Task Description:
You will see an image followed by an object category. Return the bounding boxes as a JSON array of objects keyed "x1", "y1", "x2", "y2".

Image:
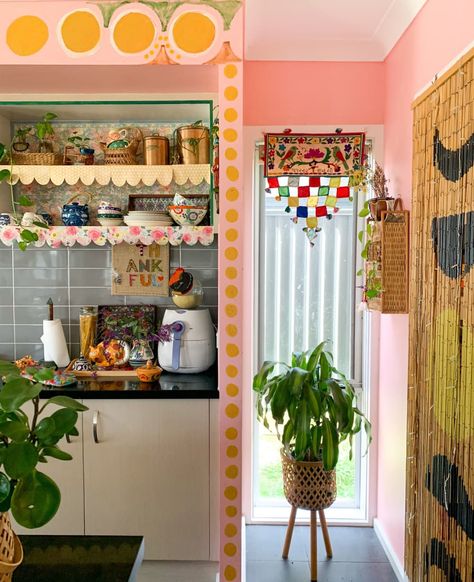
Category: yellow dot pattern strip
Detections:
[
  {"x1": 220, "y1": 61, "x2": 243, "y2": 582},
  {"x1": 113, "y1": 12, "x2": 155, "y2": 54},
  {"x1": 61, "y1": 11, "x2": 100, "y2": 53},
  {"x1": 7, "y1": 16, "x2": 49, "y2": 56}
]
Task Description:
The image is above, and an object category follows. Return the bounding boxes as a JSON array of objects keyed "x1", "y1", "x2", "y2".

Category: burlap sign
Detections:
[{"x1": 112, "y1": 243, "x2": 169, "y2": 296}]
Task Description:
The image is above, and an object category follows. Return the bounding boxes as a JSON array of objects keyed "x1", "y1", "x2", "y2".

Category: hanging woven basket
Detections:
[
  {"x1": 281, "y1": 449, "x2": 337, "y2": 511},
  {"x1": 0, "y1": 513, "x2": 23, "y2": 582}
]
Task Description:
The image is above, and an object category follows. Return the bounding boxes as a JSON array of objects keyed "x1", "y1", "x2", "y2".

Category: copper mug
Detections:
[{"x1": 144, "y1": 135, "x2": 169, "y2": 165}]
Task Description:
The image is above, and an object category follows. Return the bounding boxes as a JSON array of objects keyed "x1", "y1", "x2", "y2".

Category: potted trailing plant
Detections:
[
  {"x1": 67, "y1": 132, "x2": 94, "y2": 156},
  {"x1": 0, "y1": 360, "x2": 87, "y2": 578},
  {"x1": 253, "y1": 342, "x2": 371, "y2": 511},
  {"x1": 0, "y1": 142, "x2": 44, "y2": 250},
  {"x1": 175, "y1": 120, "x2": 210, "y2": 164},
  {"x1": 65, "y1": 131, "x2": 95, "y2": 165}
]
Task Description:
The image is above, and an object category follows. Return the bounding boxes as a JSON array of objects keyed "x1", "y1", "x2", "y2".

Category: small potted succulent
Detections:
[{"x1": 0, "y1": 360, "x2": 87, "y2": 577}]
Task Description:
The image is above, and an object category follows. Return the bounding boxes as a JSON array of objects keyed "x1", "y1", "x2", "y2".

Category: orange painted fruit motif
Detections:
[{"x1": 136, "y1": 360, "x2": 162, "y2": 383}]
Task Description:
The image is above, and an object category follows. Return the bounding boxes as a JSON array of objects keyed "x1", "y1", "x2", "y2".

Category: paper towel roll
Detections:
[{"x1": 41, "y1": 319, "x2": 70, "y2": 368}]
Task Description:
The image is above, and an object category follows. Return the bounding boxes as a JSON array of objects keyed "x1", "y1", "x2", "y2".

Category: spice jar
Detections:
[{"x1": 80, "y1": 306, "x2": 98, "y2": 360}]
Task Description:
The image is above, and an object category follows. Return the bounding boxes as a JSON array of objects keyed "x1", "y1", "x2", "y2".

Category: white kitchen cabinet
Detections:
[
  {"x1": 11, "y1": 404, "x2": 85, "y2": 536},
  {"x1": 82, "y1": 399, "x2": 212, "y2": 560}
]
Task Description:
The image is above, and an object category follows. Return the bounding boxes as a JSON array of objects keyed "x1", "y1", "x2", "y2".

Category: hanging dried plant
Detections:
[{"x1": 370, "y1": 162, "x2": 390, "y2": 199}]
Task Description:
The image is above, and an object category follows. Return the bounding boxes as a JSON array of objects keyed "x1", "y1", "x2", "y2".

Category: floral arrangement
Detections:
[{"x1": 97, "y1": 305, "x2": 156, "y2": 344}]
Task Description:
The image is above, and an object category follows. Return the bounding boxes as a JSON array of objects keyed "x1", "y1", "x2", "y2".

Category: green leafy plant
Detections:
[
  {"x1": 253, "y1": 342, "x2": 371, "y2": 470},
  {"x1": 67, "y1": 131, "x2": 91, "y2": 150},
  {"x1": 35, "y1": 112, "x2": 57, "y2": 141},
  {"x1": 0, "y1": 360, "x2": 88, "y2": 528}
]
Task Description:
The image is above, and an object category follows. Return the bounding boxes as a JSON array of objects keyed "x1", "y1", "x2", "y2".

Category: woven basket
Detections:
[
  {"x1": 100, "y1": 127, "x2": 143, "y2": 165},
  {"x1": 0, "y1": 513, "x2": 23, "y2": 582},
  {"x1": 366, "y1": 198, "x2": 409, "y2": 314},
  {"x1": 12, "y1": 151, "x2": 62, "y2": 166},
  {"x1": 281, "y1": 449, "x2": 337, "y2": 511}
]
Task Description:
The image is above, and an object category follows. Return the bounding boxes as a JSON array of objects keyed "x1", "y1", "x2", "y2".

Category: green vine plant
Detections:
[
  {"x1": 0, "y1": 142, "x2": 46, "y2": 251},
  {"x1": 67, "y1": 132, "x2": 91, "y2": 150}
]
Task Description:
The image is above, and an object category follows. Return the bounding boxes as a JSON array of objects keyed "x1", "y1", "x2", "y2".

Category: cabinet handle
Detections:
[{"x1": 93, "y1": 411, "x2": 100, "y2": 444}]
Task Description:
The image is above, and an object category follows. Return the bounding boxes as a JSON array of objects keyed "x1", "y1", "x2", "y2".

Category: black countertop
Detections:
[{"x1": 38, "y1": 367, "x2": 219, "y2": 399}]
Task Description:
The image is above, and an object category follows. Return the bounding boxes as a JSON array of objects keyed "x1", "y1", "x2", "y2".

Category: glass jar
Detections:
[
  {"x1": 79, "y1": 306, "x2": 98, "y2": 360},
  {"x1": 171, "y1": 277, "x2": 204, "y2": 309}
]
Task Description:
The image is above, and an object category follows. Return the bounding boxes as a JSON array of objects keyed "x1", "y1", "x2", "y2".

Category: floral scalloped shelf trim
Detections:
[{"x1": 0, "y1": 225, "x2": 215, "y2": 247}]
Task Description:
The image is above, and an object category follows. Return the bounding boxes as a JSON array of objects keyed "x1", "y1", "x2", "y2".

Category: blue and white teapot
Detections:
[{"x1": 61, "y1": 193, "x2": 91, "y2": 227}]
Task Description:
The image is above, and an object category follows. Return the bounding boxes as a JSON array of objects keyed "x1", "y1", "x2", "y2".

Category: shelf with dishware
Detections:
[
  {"x1": 0, "y1": 224, "x2": 215, "y2": 247},
  {"x1": 0, "y1": 163, "x2": 211, "y2": 187}
]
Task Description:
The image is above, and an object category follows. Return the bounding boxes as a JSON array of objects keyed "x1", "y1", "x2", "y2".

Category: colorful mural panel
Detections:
[{"x1": 0, "y1": 0, "x2": 243, "y2": 64}]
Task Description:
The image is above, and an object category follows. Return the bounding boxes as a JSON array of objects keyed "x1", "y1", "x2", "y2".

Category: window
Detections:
[{"x1": 252, "y1": 144, "x2": 369, "y2": 522}]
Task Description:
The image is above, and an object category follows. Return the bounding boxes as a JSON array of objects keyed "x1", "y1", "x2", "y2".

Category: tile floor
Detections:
[
  {"x1": 246, "y1": 525, "x2": 398, "y2": 582},
  {"x1": 137, "y1": 525, "x2": 397, "y2": 582}
]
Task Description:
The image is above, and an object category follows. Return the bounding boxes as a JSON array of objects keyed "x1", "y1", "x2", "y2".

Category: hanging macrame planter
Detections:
[{"x1": 264, "y1": 131, "x2": 366, "y2": 245}]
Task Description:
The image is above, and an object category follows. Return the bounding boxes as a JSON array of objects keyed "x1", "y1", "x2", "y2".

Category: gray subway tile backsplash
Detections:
[
  {"x1": 1, "y1": 239, "x2": 218, "y2": 360},
  {"x1": 13, "y1": 250, "x2": 68, "y2": 269},
  {"x1": 14, "y1": 268, "x2": 68, "y2": 288},
  {"x1": 0, "y1": 307, "x2": 13, "y2": 324},
  {"x1": 69, "y1": 250, "x2": 111, "y2": 268},
  {"x1": 70, "y1": 268, "x2": 111, "y2": 288},
  {"x1": 0, "y1": 250, "x2": 12, "y2": 269},
  {"x1": 14, "y1": 306, "x2": 69, "y2": 325},
  {"x1": 0, "y1": 325, "x2": 14, "y2": 343}
]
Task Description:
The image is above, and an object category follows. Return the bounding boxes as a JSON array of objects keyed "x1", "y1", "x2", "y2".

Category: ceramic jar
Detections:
[
  {"x1": 136, "y1": 360, "x2": 162, "y2": 383},
  {"x1": 129, "y1": 339, "x2": 154, "y2": 368},
  {"x1": 62, "y1": 201, "x2": 89, "y2": 227},
  {"x1": 72, "y1": 354, "x2": 92, "y2": 372}
]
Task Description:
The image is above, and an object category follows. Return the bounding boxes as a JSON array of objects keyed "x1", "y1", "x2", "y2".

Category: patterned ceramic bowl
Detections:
[{"x1": 168, "y1": 205, "x2": 207, "y2": 226}]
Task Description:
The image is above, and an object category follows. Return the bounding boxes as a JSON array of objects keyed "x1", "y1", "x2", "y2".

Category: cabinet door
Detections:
[
  {"x1": 83, "y1": 399, "x2": 210, "y2": 560},
  {"x1": 12, "y1": 403, "x2": 85, "y2": 536}
]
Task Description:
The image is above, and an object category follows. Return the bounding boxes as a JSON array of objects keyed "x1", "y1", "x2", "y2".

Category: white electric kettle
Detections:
[{"x1": 158, "y1": 308, "x2": 216, "y2": 374}]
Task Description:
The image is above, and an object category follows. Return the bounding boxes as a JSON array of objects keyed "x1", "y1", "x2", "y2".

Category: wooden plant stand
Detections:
[{"x1": 282, "y1": 506, "x2": 333, "y2": 582}]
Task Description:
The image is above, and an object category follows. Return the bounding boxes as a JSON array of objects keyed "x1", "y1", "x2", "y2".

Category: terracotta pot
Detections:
[{"x1": 368, "y1": 197, "x2": 395, "y2": 221}]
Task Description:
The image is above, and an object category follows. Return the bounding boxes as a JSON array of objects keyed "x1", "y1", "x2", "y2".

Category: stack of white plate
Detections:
[{"x1": 124, "y1": 211, "x2": 173, "y2": 227}]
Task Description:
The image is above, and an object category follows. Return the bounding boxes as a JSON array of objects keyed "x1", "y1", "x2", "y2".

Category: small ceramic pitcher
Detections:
[{"x1": 61, "y1": 193, "x2": 91, "y2": 227}]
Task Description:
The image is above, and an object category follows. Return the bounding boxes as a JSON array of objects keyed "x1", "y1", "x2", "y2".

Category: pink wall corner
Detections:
[
  {"x1": 379, "y1": 0, "x2": 474, "y2": 568},
  {"x1": 244, "y1": 61, "x2": 385, "y2": 126}
]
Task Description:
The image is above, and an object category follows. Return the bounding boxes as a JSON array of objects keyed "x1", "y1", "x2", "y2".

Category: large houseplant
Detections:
[
  {"x1": 253, "y1": 342, "x2": 371, "y2": 510},
  {"x1": 0, "y1": 360, "x2": 87, "y2": 578}
]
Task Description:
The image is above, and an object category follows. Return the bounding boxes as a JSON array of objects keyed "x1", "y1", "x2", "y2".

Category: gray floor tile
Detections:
[
  {"x1": 137, "y1": 560, "x2": 218, "y2": 582},
  {"x1": 314, "y1": 561, "x2": 398, "y2": 582},
  {"x1": 247, "y1": 560, "x2": 310, "y2": 582},
  {"x1": 246, "y1": 525, "x2": 309, "y2": 561}
]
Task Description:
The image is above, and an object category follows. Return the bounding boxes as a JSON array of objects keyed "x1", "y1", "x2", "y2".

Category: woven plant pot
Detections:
[
  {"x1": 281, "y1": 449, "x2": 337, "y2": 511},
  {"x1": 0, "y1": 513, "x2": 23, "y2": 582}
]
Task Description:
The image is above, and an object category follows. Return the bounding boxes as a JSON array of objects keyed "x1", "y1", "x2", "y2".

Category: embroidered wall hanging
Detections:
[
  {"x1": 265, "y1": 175, "x2": 352, "y2": 246},
  {"x1": 112, "y1": 242, "x2": 169, "y2": 296},
  {"x1": 264, "y1": 132, "x2": 365, "y2": 177}
]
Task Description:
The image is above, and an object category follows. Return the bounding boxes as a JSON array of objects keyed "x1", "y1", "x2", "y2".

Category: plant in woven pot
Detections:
[
  {"x1": 253, "y1": 341, "x2": 372, "y2": 511},
  {"x1": 0, "y1": 360, "x2": 88, "y2": 580}
]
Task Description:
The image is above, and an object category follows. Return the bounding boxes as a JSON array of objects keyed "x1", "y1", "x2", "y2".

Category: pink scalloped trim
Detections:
[{"x1": 0, "y1": 226, "x2": 215, "y2": 247}]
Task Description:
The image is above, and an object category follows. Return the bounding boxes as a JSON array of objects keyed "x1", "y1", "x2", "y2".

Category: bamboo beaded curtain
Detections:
[{"x1": 406, "y1": 48, "x2": 474, "y2": 581}]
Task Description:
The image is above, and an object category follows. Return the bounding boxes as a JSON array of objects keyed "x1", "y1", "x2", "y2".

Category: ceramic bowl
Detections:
[
  {"x1": 98, "y1": 218, "x2": 123, "y2": 226},
  {"x1": 136, "y1": 361, "x2": 162, "y2": 383},
  {"x1": 168, "y1": 205, "x2": 207, "y2": 226}
]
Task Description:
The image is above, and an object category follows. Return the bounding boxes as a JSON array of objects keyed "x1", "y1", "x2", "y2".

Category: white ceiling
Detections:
[{"x1": 245, "y1": 0, "x2": 427, "y2": 61}]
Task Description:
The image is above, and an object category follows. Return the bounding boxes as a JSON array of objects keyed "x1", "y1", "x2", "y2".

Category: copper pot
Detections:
[
  {"x1": 144, "y1": 135, "x2": 169, "y2": 165},
  {"x1": 176, "y1": 125, "x2": 210, "y2": 164}
]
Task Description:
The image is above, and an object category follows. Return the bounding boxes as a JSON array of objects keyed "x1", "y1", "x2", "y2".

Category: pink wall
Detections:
[
  {"x1": 379, "y1": 0, "x2": 474, "y2": 567},
  {"x1": 244, "y1": 61, "x2": 385, "y2": 125}
]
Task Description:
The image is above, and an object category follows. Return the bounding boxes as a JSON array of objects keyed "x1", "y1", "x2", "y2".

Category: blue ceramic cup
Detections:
[{"x1": 0, "y1": 213, "x2": 12, "y2": 226}]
